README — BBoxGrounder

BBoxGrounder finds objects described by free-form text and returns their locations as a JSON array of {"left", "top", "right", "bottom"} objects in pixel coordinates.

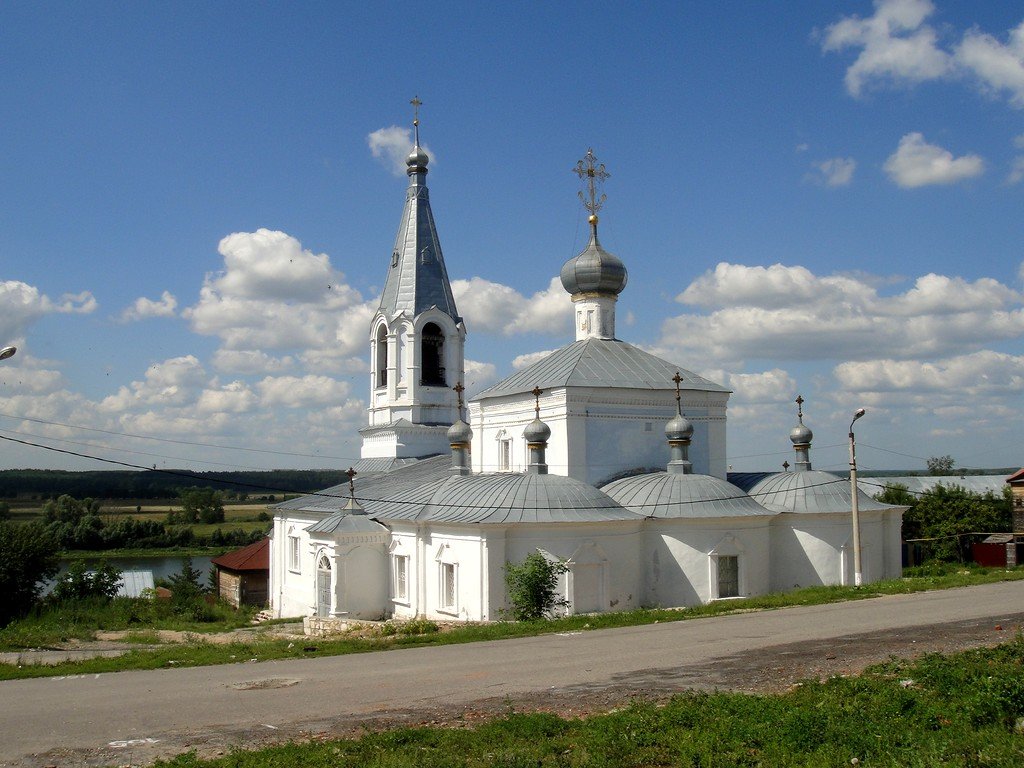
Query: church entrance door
[{"left": 316, "top": 556, "right": 332, "bottom": 617}]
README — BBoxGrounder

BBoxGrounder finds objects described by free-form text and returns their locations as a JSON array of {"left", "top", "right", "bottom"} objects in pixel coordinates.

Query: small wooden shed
[{"left": 212, "top": 538, "right": 270, "bottom": 608}]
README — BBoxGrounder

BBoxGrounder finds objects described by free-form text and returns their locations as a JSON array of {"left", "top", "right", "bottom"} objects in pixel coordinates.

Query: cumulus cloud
[
  {"left": 368, "top": 126, "right": 436, "bottom": 176},
  {"left": 211, "top": 349, "right": 295, "bottom": 375},
  {"left": 120, "top": 291, "right": 177, "bottom": 322},
  {"left": 660, "top": 262, "right": 1024, "bottom": 368},
  {"left": 820, "top": 0, "right": 951, "bottom": 97},
  {"left": 809, "top": 157, "right": 857, "bottom": 187},
  {"left": 100, "top": 356, "right": 208, "bottom": 411},
  {"left": 0, "top": 281, "right": 97, "bottom": 344},
  {"left": 883, "top": 133, "right": 985, "bottom": 188},
  {"left": 463, "top": 359, "right": 498, "bottom": 394},
  {"left": 954, "top": 21, "right": 1024, "bottom": 107},
  {"left": 724, "top": 369, "right": 799, "bottom": 404},
  {"left": 256, "top": 374, "right": 351, "bottom": 408},
  {"left": 184, "top": 229, "right": 373, "bottom": 360},
  {"left": 822, "top": 2, "right": 1024, "bottom": 109},
  {"left": 452, "top": 276, "right": 572, "bottom": 336}
]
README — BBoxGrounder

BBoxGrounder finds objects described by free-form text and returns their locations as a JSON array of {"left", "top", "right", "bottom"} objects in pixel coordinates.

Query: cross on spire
[
  {"left": 672, "top": 372, "right": 683, "bottom": 415},
  {"left": 410, "top": 95, "right": 422, "bottom": 145},
  {"left": 573, "top": 148, "right": 610, "bottom": 227},
  {"left": 531, "top": 386, "right": 543, "bottom": 418},
  {"left": 346, "top": 467, "right": 357, "bottom": 499},
  {"left": 795, "top": 394, "right": 805, "bottom": 423}
]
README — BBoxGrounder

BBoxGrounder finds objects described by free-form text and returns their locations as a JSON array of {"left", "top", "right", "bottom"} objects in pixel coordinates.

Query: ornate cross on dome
[
  {"left": 410, "top": 96, "right": 422, "bottom": 144},
  {"left": 672, "top": 372, "right": 683, "bottom": 414},
  {"left": 573, "top": 148, "right": 609, "bottom": 220},
  {"left": 453, "top": 382, "right": 465, "bottom": 419},
  {"left": 783, "top": 460, "right": 790, "bottom": 472},
  {"left": 795, "top": 394, "right": 805, "bottom": 423},
  {"left": 531, "top": 386, "right": 543, "bottom": 418},
  {"left": 346, "top": 467, "right": 357, "bottom": 499}
]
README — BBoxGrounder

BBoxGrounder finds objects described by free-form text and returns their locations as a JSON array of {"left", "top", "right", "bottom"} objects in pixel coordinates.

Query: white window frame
[
  {"left": 392, "top": 554, "right": 409, "bottom": 602},
  {"left": 716, "top": 555, "right": 740, "bottom": 598},
  {"left": 439, "top": 561, "right": 457, "bottom": 613},
  {"left": 288, "top": 534, "right": 301, "bottom": 573},
  {"left": 498, "top": 438, "right": 512, "bottom": 471}
]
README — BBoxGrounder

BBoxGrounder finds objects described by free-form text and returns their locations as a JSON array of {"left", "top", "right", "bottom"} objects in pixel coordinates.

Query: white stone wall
[{"left": 643, "top": 518, "right": 772, "bottom": 608}]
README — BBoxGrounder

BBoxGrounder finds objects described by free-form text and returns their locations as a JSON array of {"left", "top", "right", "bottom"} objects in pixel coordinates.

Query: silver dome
[
  {"left": 523, "top": 417, "right": 551, "bottom": 444},
  {"left": 559, "top": 233, "right": 628, "bottom": 297}
]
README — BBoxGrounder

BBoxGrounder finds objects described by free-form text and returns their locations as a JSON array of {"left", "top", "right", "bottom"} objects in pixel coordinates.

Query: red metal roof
[
  {"left": 212, "top": 537, "right": 269, "bottom": 572},
  {"left": 1006, "top": 468, "right": 1024, "bottom": 484}
]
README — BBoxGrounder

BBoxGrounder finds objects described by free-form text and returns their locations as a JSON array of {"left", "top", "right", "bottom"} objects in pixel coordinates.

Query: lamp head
[
  {"left": 0, "top": 346, "right": 16, "bottom": 361},
  {"left": 853, "top": 408, "right": 866, "bottom": 421}
]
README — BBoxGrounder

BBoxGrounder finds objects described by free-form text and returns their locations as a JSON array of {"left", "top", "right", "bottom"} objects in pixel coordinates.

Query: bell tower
[{"left": 359, "top": 99, "right": 466, "bottom": 463}]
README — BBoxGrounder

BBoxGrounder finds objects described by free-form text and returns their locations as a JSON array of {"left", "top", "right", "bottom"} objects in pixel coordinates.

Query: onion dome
[
  {"left": 559, "top": 231, "right": 628, "bottom": 297},
  {"left": 406, "top": 145, "right": 429, "bottom": 174},
  {"left": 524, "top": 417, "right": 551, "bottom": 444},
  {"left": 790, "top": 422, "right": 812, "bottom": 446},
  {"left": 665, "top": 413, "right": 693, "bottom": 442},
  {"left": 447, "top": 418, "right": 472, "bottom": 444}
]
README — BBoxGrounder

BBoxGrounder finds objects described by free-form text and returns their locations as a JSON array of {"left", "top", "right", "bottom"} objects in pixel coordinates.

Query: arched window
[
  {"left": 375, "top": 324, "right": 388, "bottom": 387},
  {"left": 421, "top": 322, "right": 445, "bottom": 386}
]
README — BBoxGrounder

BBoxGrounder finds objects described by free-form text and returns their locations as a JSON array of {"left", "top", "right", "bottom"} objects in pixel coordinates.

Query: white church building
[{"left": 269, "top": 117, "right": 905, "bottom": 625}]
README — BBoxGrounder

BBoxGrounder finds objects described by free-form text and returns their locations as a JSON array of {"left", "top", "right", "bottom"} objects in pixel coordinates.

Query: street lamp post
[{"left": 849, "top": 407, "right": 866, "bottom": 587}]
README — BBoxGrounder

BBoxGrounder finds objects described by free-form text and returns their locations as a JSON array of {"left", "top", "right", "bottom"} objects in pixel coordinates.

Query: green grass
[
  {"left": 1, "top": 564, "right": 1022, "bottom": 680},
  {"left": 150, "top": 638, "right": 1024, "bottom": 767}
]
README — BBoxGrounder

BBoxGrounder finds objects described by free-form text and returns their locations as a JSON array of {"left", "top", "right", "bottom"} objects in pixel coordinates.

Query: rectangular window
[
  {"left": 499, "top": 439, "right": 512, "bottom": 471},
  {"left": 288, "top": 535, "right": 301, "bottom": 573},
  {"left": 392, "top": 555, "right": 409, "bottom": 601},
  {"left": 717, "top": 555, "right": 739, "bottom": 598},
  {"left": 440, "top": 562, "right": 457, "bottom": 611}
]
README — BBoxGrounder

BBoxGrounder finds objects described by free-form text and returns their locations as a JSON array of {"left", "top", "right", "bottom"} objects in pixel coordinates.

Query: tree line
[{"left": 0, "top": 468, "right": 350, "bottom": 500}]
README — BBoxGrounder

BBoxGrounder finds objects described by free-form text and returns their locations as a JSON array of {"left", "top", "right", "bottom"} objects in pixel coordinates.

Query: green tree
[
  {"left": 0, "top": 501, "right": 10, "bottom": 520},
  {"left": 49, "top": 561, "right": 122, "bottom": 603},
  {"left": 0, "top": 521, "right": 58, "bottom": 626},
  {"left": 902, "top": 485, "right": 1011, "bottom": 561},
  {"left": 876, "top": 483, "right": 916, "bottom": 506},
  {"left": 179, "top": 487, "right": 225, "bottom": 524},
  {"left": 42, "top": 494, "right": 89, "bottom": 525},
  {"left": 926, "top": 455, "right": 956, "bottom": 476},
  {"left": 503, "top": 552, "right": 569, "bottom": 621}
]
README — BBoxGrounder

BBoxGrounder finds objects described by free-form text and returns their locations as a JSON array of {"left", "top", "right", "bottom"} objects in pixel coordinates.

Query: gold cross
[
  {"left": 453, "top": 382, "right": 465, "bottom": 410},
  {"left": 531, "top": 386, "right": 543, "bottom": 418},
  {"left": 573, "top": 148, "right": 609, "bottom": 216}
]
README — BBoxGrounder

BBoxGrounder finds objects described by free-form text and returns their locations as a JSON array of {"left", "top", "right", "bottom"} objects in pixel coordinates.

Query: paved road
[{"left": 2, "top": 581, "right": 1023, "bottom": 767}]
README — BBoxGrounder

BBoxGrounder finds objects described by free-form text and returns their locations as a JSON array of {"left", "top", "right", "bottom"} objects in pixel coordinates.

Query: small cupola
[
  {"left": 524, "top": 386, "right": 551, "bottom": 475},
  {"left": 790, "top": 395, "right": 813, "bottom": 471},
  {"left": 559, "top": 149, "right": 628, "bottom": 341},
  {"left": 666, "top": 372, "right": 694, "bottom": 475},
  {"left": 447, "top": 383, "right": 473, "bottom": 476}
]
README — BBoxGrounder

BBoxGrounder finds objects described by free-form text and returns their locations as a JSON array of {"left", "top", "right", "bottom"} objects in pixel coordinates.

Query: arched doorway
[{"left": 316, "top": 555, "right": 332, "bottom": 617}]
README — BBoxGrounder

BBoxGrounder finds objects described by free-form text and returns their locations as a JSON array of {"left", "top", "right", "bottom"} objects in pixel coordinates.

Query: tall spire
[{"left": 376, "top": 97, "right": 460, "bottom": 322}]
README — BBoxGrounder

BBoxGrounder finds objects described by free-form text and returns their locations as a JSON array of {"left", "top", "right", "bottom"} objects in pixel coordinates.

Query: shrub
[
  {"left": 49, "top": 560, "right": 122, "bottom": 603},
  {"left": 0, "top": 521, "right": 58, "bottom": 626},
  {"left": 503, "top": 552, "right": 569, "bottom": 621}
]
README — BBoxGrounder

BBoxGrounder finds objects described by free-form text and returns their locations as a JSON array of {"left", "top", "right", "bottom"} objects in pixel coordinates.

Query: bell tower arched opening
[
  {"left": 421, "top": 322, "right": 445, "bottom": 387},
  {"left": 375, "top": 324, "right": 388, "bottom": 388}
]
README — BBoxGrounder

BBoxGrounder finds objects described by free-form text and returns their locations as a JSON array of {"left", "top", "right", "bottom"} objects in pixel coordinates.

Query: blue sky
[{"left": 1, "top": 0, "right": 1023, "bottom": 476}]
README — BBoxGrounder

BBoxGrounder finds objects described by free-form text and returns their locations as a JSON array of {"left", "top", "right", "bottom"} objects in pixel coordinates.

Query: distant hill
[{"left": 0, "top": 468, "right": 351, "bottom": 500}]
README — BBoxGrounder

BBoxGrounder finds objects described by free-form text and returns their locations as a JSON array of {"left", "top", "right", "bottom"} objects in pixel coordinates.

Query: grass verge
[
  {"left": 155, "top": 637, "right": 1024, "bottom": 767},
  {"left": 1, "top": 564, "right": 1022, "bottom": 681}
]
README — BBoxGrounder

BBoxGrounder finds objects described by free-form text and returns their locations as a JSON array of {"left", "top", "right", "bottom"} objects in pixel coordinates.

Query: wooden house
[{"left": 212, "top": 538, "right": 269, "bottom": 608}]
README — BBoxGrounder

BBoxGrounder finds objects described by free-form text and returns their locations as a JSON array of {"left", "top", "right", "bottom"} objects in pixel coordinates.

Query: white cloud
[
  {"left": 256, "top": 375, "right": 351, "bottom": 408},
  {"left": 120, "top": 290, "right": 177, "bottom": 322},
  {"left": 367, "top": 126, "right": 436, "bottom": 176},
  {"left": 211, "top": 349, "right": 295, "bottom": 375},
  {"left": 463, "top": 359, "right": 498, "bottom": 395},
  {"left": 0, "top": 281, "right": 97, "bottom": 344},
  {"left": 954, "top": 22, "right": 1024, "bottom": 107},
  {"left": 820, "top": 0, "right": 951, "bottom": 97},
  {"left": 883, "top": 133, "right": 985, "bottom": 188},
  {"left": 1015, "top": 134, "right": 1024, "bottom": 150},
  {"left": 512, "top": 349, "right": 556, "bottom": 370},
  {"left": 834, "top": 350, "right": 1024, "bottom": 398},
  {"left": 184, "top": 229, "right": 372, "bottom": 361},
  {"left": 1007, "top": 156, "right": 1024, "bottom": 185},
  {"left": 100, "top": 355, "right": 207, "bottom": 411},
  {"left": 196, "top": 380, "right": 258, "bottom": 414},
  {"left": 452, "top": 276, "right": 572, "bottom": 336},
  {"left": 724, "top": 369, "right": 798, "bottom": 404},
  {"left": 810, "top": 157, "right": 857, "bottom": 187},
  {"left": 661, "top": 262, "right": 1024, "bottom": 368}
]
